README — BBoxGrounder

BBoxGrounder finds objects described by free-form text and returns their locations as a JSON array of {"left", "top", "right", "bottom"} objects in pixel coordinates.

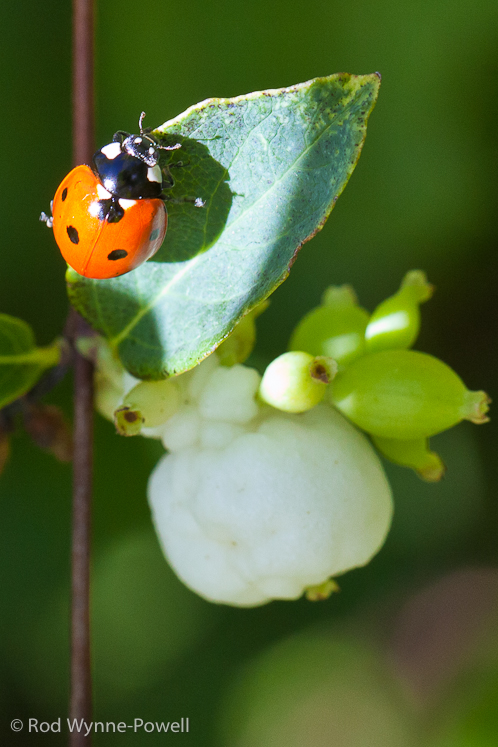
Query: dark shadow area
[{"left": 153, "top": 135, "right": 233, "bottom": 263}]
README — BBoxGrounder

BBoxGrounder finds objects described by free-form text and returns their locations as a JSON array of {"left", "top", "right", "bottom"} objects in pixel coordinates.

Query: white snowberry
[
  {"left": 147, "top": 358, "right": 393, "bottom": 606},
  {"left": 91, "top": 340, "right": 393, "bottom": 607}
]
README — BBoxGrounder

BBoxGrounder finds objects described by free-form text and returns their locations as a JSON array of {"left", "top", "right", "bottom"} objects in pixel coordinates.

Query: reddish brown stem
[
  {"left": 70, "top": 312, "right": 94, "bottom": 745},
  {"left": 70, "top": 0, "right": 95, "bottom": 743},
  {"left": 73, "top": 0, "right": 94, "bottom": 167}
]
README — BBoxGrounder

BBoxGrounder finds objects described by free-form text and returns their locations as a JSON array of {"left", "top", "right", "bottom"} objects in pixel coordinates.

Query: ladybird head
[
  {"left": 119, "top": 132, "right": 160, "bottom": 167},
  {"left": 112, "top": 112, "right": 179, "bottom": 169}
]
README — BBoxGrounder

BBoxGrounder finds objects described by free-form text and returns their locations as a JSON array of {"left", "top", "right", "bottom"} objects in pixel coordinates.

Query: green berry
[
  {"left": 115, "top": 379, "right": 182, "bottom": 435},
  {"left": 330, "top": 349, "right": 490, "bottom": 439},
  {"left": 289, "top": 285, "right": 369, "bottom": 367},
  {"left": 260, "top": 352, "right": 337, "bottom": 413},
  {"left": 365, "top": 270, "right": 433, "bottom": 353},
  {"left": 371, "top": 435, "right": 445, "bottom": 482}
]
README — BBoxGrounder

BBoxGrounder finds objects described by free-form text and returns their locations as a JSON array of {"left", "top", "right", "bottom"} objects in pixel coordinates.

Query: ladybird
[{"left": 42, "top": 114, "right": 182, "bottom": 279}]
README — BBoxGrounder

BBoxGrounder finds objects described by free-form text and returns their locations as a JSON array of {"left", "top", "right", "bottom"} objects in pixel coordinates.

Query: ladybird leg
[
  {"left": 161, "top": 159, "right": 190, "bottom": 190},
  {"left": 112, "top": 130, "right": 128, "bottom": 144},
  {"left": 161, "top": 160, "right": 204, "bottom": 206},
  {"left": 161, "top": 165, "right": 175, "bottom": 189},
  {"left": 161, "top": 194, "right": 205, "bottom": 208},
  {"left": 39, "top": 211, "right": 53, "bottom": 228}
]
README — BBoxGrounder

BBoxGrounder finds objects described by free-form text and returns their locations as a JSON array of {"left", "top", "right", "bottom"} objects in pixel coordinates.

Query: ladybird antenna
[{"left": 139, "top": 111, "right": 146, "bottom": 133}]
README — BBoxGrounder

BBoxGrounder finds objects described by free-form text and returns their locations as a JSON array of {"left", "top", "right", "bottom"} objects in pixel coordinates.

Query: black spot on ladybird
[
  {"left": 107, "top": 249, "right": 128, "bottom": 261},
  {"left": 61, "top": 187, "right": 68, "bottom": 201},
  {"left": 93, "top": 199, "right": 125, "bottom": 223},
  {"left": 149, "top": 228, "right": 160, "bottom": 241},
  {"left": 67, "top": 225, "right": 79, "bottom": 244}
]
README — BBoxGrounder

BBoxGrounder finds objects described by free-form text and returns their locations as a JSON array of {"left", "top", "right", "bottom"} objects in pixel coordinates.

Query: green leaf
[
  {"left": 0, "top": 315, "right": 61, "bottom": 409},
  {"left": 68, "top": 73, "right": 381, "bottom": 379}
]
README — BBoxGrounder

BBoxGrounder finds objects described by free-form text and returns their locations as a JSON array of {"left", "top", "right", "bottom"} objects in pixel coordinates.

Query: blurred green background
[{"left": 1, "top": 0, "right": 498, "bottom": 743}]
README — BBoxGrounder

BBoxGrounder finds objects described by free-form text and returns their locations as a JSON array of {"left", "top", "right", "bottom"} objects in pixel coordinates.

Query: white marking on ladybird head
[
  {"left": 101, "top": 142, "right": 122, "bottom": 160},
  {"left": 118, "top": 198, "right": 137, "bottom": 209},
  {"left": 134, "top": 137, "right": 142, "bottom": 144},
  {"left": 148, "top": 146, "right": 155, "bottom": 155},
  {"left": 147, "top": 165, "right": 162, "bottom": 184},
  {"left": 96, "top": 183, "right": 112, "bottom": 199}
]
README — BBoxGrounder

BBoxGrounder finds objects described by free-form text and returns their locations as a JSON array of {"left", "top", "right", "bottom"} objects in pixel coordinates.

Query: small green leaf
[
  {"left": 0, "top": 315, "right": 61, "bottom": 409},
  {"left": 68, "top": 73, "right": 381, "bottom": 379}
]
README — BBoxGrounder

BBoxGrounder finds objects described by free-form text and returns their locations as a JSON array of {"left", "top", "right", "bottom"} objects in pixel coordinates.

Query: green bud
[
  {"left": 305, "top": 578, "right": 340, "bottom": 601},
  {"left": 217, "top": 300, "right": 269, "bottom": 367},
  {"left": 260, "top": 352, "right": 337, "bottom": 413},
  {"left": 365, "top": 270, "right": 433, "bottom": 353},
  {"left": 289, "top": 285, "right": 369, "bottom": 367},
  {"left": 115, "top": 379, "right": 182, "bottom": 436},
  {"left": 371, "top": 434, "right": 445, "bottom": 482},
  {"left": 330, "top": 349, "right": 490, "bottom": 439}
]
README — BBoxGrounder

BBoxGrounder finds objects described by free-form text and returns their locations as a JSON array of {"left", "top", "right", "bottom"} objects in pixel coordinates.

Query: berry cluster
[
  {"left": 274, "top": 271, "right": 489, "bottom": 481},
  {"left": 87, "top": 270, "right": 489, "bottom": 605}
]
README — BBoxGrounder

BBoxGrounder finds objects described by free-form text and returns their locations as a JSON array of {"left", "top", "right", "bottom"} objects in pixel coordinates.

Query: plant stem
[
  {"left": 73, "top": 0, "right": 94, "bottom": 167},
  {"left": 70, "top": 0, "right": 95, "bottom": 743},
  {"left": 70, "top": 313, "right": 94, "bottom": 744}
]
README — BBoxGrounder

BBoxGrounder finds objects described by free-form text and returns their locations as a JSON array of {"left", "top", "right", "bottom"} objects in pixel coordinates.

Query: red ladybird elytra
[
  {"left": 41, "top": 113, "right": 185, "bottom": 280},
  {"left": 50, "top": 165, "right": 168, "bottom": 279}
]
